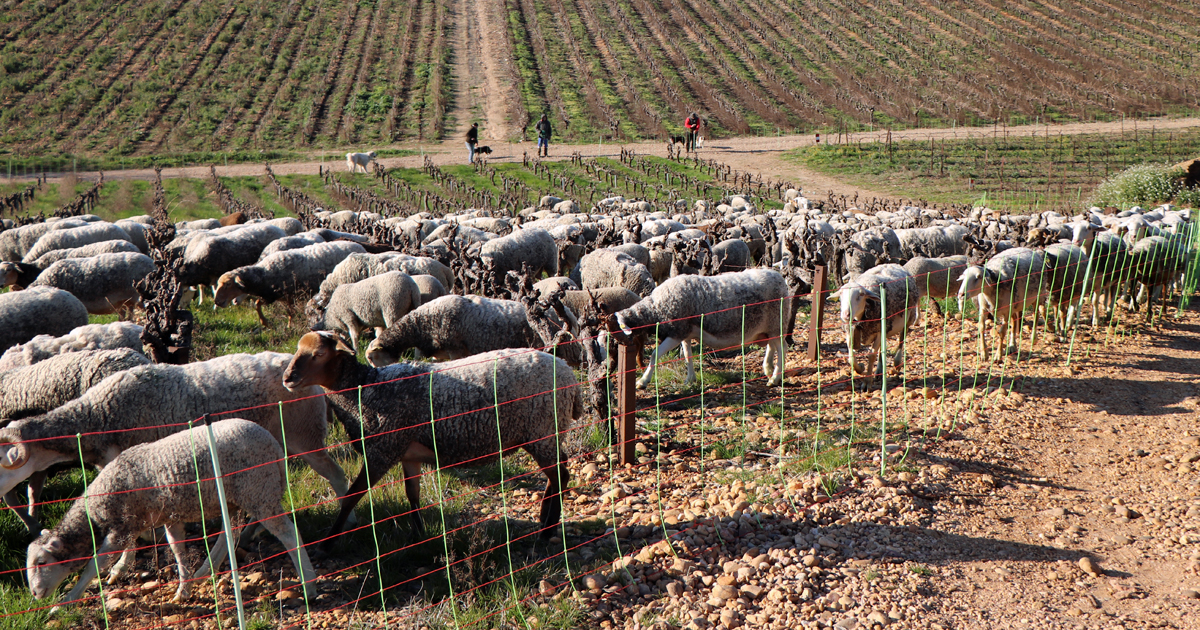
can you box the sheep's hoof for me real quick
[171,587,190,603]
[635,379,650,390]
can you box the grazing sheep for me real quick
[711,238,752,273]
[29,252,155,315]
[0,348,151,531]
[480,228,559,281]
[410,274,448,303]
[213,241,367,324]
[308,271,423,351]
[313,253,452,308]
[1070,232,1130,327]
[177,223,292,288]
[533,277,579,299]
[0,261,42,289]
[347,151,378,173]
[27,419,316,606]
[0,287,89,354]
[257,231,328,261]
[0,322,144,371]
[615,269,791,388]
[894,225,970,259]
[0,353,351,518]
[1126,235,1185,320]
[30,240,142,270]
[0,221,84,261]
[283,332,581,543]
[902,255,969,316]
[23,223,134,263]
[835,264,921,378]
[1043,243,1089,335]
[844,226,903,281]
[365,295,545,365]
[114,219,150,253]
[574,249,656,297]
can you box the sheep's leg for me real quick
[58,533,120,610]
[158,523,194,602]
[636,336,682,389]
[764,336,785,386]
[348,323,361,353]
[297,448,357,527]
[255,300,270,328]
[4,490,41,532]
[105,546,137,585]
[532,457,570,539]
[325,446,410,547]
[258,512,317,598]
[681,340,696,385]
[402,459,425,538]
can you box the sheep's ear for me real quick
[46,537,63,554]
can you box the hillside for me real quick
[1,0,1198,157]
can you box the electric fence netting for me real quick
[1,217,1197,630]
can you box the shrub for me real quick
[1089,163,1198,208]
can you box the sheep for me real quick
[27,419,316,607]
[257,231,328,261]
[30,239,143,270]
[711,238,752,273]
[28,253,156,315]
[1069,232,1130,327]
[213,241,367,325]
[0,322,144,371]
[23,223,134,263]
[114,219,151,253]
[894,225,970,259]
[902,255,969,316]
[957,248,1051,360]
[347,151,378,173]
[313,253,452,308]
[176,223,292,288]
[1043,243,1090,335]
[0,287,89,354]
[365,295,545,365]
[835,264,920,379]
[573,249,656,297]
[533,276,579,298]
[283,332,581,543]
[0,261,43,289]
[1125,235,1185,320]
[615,269,791,389]
[411,274,448,303]
[480,228,559,281]
[0,220,89,261]
[0,352,351,519]
[844,226,903,281]
[308,271,423,351]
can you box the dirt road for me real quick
[6,117,1199,202]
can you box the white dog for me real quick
[346,151,377,173]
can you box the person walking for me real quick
[535,114,552,157]
[466,122,479,164]
[684,112,701,152]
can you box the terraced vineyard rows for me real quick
[1,0,1196,156]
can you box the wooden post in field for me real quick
[616,342,641,465]
[808,265,828,362]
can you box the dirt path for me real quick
[445,0,515,144]
[10,117,1198,202]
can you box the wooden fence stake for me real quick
[617,342,641,465]
[808,265,828,362]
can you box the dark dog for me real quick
[669,135,685,146]
[476,145,493,155]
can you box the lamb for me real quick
[480,228,559,281]
[30,239,142,270]
[283,332,581,543]
[213,241,367,324]
[0,322,144,371]
[614,269,791,388]
[364,295,544,365]
[347,151,378,173]
[835,264,920,378]
[257,231,328,261]
[902,255,969,316]
[0,287,89,354]
[573,249,656,297]
[0,353,351,520]
[27,419,316,607]
[28,252,156,315]
[956,248,1051,360]
[308,271,423,351]
[313,253,452,308]
[23,223,134,263]
[176,223,292,288]
[411,274,448,303]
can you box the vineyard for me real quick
[1,0,1199,158]
[789,126,1200,214]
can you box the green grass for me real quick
[785,127,1200,214]
[0,150,418,177]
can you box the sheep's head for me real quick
[956,266,984,312]
[27,529,77,600]
[212,272,247,308]
[0,262,20,288]
[283,331,354,391]
[835,286,873,323]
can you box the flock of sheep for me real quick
[0,187,1193,615]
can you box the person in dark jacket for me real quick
[466,123,479,164]
[535,114,552,157]
[684,113,701,152]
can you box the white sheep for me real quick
[22,223,134,263]
[0,287,89,354]
[28,252,155,315]
[213,241,367,325]
[346,151,378,173]
[309,271,423,351]
[0,322,144,371]
[27,419,316,606]
[835,264,921,378]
